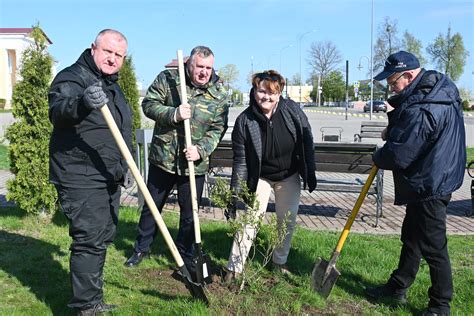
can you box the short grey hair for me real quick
[94,29,128,46]
[187,46,214,66]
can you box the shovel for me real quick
[100,104,209,305]
[176,50,212,285]
[311,165,379,298]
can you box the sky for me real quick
[1,0,473,93]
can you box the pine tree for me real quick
[118,55,141,147]
[5,25,56,215]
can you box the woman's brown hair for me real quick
[251,70,285,94]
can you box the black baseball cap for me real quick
[374,51,420,81]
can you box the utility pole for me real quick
[345,60,349,121]
[370,0,374,120]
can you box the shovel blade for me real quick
[178,265,209,305]
[195,249,213,285]
[311,257,341,298]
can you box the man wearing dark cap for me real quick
[365,51,466,316]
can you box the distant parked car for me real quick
[364,100,387,113]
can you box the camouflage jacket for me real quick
[142,68,229,175]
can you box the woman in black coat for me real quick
[224,70,316,280]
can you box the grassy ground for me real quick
[467,147,474,164]
[0,145,9,170]
[0,206,472,315]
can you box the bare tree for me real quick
[289,73,301,85]
[218,64,240,90]
[402,31,427,66]
[373,17,401,74]
[307,40,342,79]
[426,25,469,82]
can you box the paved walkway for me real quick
[3,169,472,235]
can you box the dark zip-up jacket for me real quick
[231,94,317,194]
[373,70,466,205]
[48,49,133,188]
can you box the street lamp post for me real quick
[279,44,293,75]
[298,29,316,103]
[369,0,374,120]
[251,55,254,74]
[358,56,370,72]
[358,56,370,101]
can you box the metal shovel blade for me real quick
[195,243,213,285]
[178,265,209,305]
[311,257,341,298]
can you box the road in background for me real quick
[227,106,474,147]
[0,106,472,146]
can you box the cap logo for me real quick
[395,62,407,68]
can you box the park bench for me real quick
[207,140,384,226]
[354,121,388,142]
[320,126,343,142]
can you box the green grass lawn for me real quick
[0,144,9,170]
[0,206,472,315]
[467,147,474,164]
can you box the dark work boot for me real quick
[421,309,450,316]
[365,284,407,305]
[77,301,118,315]
[124,251,149,267]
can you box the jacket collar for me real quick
[77,49,119,86]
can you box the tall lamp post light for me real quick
[358,55,370,100]
[251,55,254,74]
[279,44,293,75]
[369,0,375,120]
[298,29,316,103]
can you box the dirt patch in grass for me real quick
[124,263,365,315]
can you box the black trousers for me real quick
[134,164,205,265]
[56,185,120,310]
[387,195,452,313]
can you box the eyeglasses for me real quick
[256,72,280,81]
[387,72,405,87]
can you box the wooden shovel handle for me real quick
[100,104,185,266]
[177,50,202,244]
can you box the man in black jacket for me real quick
[365,51,466,316]
[49,29,133,315]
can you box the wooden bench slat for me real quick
[316,163,372,174]
[360,121,388,127]
[359,132,383,138]
[361,126,385,132]
[316,183,376,193]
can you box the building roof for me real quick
[165,56,189,68]
[0,28,53,44]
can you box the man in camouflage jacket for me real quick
[125,46,229,273]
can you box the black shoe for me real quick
[365,284,407,305]
[421,309,450,316]
[77,301,118,315]
[124,251,149,267]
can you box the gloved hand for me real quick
[224,198,237,221]
[122,169,135,189]
[83,81,108,110]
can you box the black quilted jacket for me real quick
[230,94,317,194]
